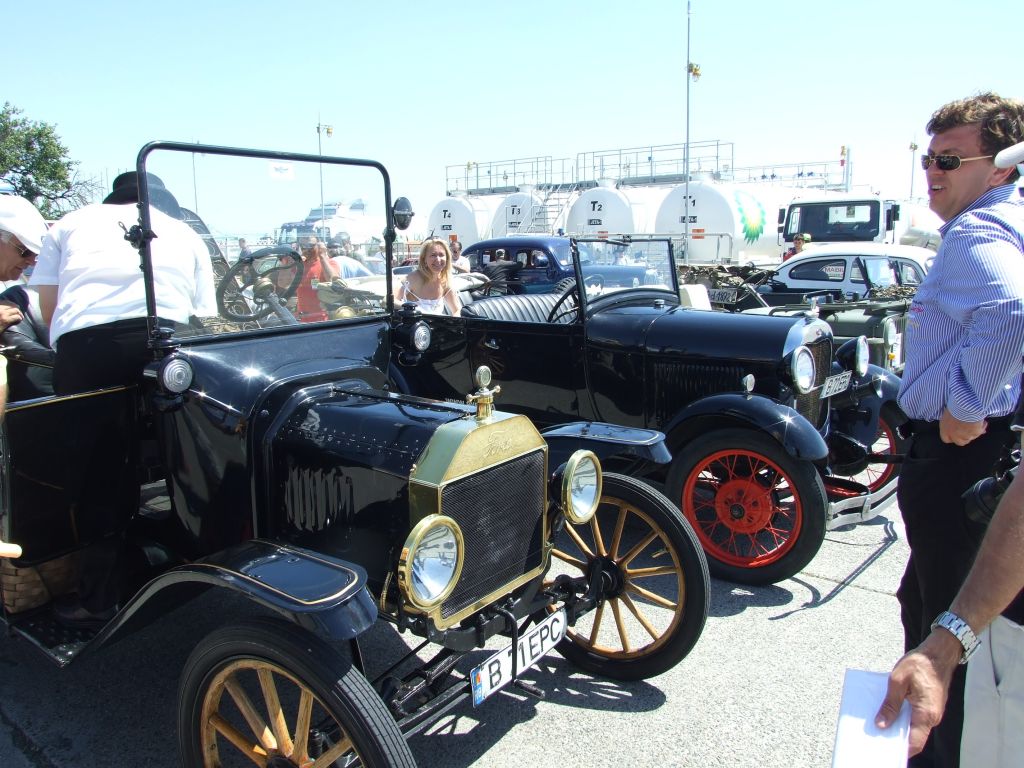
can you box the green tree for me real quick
[0,102,98,218]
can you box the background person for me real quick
[394,238,461,315]
[892,92,1024,768]
[293,240,341,322]
[782,233,810,261]
[451,240,470,273]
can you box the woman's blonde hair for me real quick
[416,238,453,287]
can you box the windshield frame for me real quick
[134,141,397,348]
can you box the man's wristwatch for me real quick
[931,611,980,664]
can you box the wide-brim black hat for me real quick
[103,171,182,219]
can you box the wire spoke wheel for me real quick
[549,473,708,680]
[668,429,828,584]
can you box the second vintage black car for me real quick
[393,235,900,585]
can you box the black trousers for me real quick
[53,318,155,395]
[53,318,156,610]
[896,417,1015,768]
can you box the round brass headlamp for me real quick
[397,515,464,610]
[561,450,603,525]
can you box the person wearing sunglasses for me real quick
[0,195,47,326]
[782,232,811,261]
[880,92,1024,768]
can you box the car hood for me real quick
[586,302,827,362]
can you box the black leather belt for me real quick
[898,415,1013,441]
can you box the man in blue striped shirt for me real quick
[894,92,1024,768]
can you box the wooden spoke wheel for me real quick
[178,618,415,768]
[549,473,709,680]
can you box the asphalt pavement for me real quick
[0,499,909,768]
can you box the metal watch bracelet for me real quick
[931,610,980,664]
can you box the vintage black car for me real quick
[0,145,710,767]
[392,235,901,586]
[461,235,662,294]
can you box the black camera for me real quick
[963,447,1020,526]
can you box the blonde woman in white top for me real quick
[394,238,462,315]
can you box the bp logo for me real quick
[734,191,767,244]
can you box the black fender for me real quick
[540,421,672,473]
[79,540,376,658]
[663,393,829,462]
[828,364,901,462]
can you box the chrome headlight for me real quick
[790,346,815,394]
[561,450,602,524]
[882,317,898,346]
[398,515,464,610]
[854,335,870,377]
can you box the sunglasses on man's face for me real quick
[920,153,993,172]
[9,241,34,260]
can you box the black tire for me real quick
[550,473,710,680]
[666,428,828,585]
[830,403,907,508]
[178,617,416,768]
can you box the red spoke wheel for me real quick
[547,473,709,681]
[667,429,828,585]
[830,403,907,507]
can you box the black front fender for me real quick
[665,393,829,462]
[81,540,377,657]
[829,364,901,451]
[541,422,671,470]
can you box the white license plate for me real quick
[708,287,739,304]
[470,608,566,706]
[820,370,852,398]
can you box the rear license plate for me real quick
[470,609,566,706]
[820,371,852,398]
[708,287,738,304]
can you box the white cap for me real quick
[0,196,47,253]
[994,141,1024,169]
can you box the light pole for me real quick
[909,141,919,200]
[316,118,334,238]
[684,1,700,264]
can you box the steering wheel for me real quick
[216,246,304,322]
[546,282,580,324]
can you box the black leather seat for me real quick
[460,292,571,324]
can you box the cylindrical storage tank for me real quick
[565,182,635,235]
[656,182,795,264]
[490,190,544,237]
[622,186,674,234]
[425,193,502,248]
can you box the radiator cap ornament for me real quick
[467,366,501,420]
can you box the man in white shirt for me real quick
[30,172,216,394]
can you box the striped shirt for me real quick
[898,184,1024,423]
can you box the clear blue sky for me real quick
[6,0,1021,237]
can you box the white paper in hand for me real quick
[832,668,910,768]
